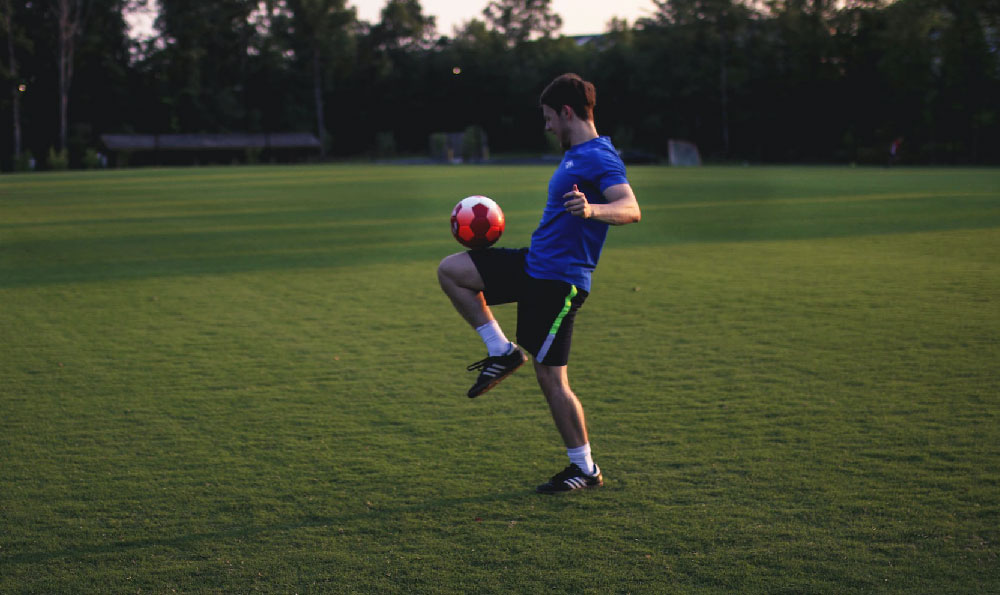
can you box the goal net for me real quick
[668,139,702,166]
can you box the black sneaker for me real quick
[536,463,603,494]
[466,345,528,398]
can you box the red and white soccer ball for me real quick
[450,195,505,249]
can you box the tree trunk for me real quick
[56,0,84,153]
[313,50,326,157]
[3,0,20,158]
[719,30,730,157]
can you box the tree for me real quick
[649,0,756,158]
[369,0,437,51]
[152,0,258,132]
[54,0,87,152]
[2,0,997,169]
[285,0,355,156]
[70,0,132,156]
[482,0,562,47]
[1,0,24,160]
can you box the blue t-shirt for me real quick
[524,136,629,292]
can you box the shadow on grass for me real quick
[2,488,547,566]
[2,194,998,289]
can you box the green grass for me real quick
[2,164,998,593]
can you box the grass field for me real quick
[2,164,998,593]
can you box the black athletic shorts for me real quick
[468,247,588,367]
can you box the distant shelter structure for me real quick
[100,133,322,166]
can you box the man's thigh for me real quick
[516,277,588,366]
[439,251,485,291]
[468,247,530,305]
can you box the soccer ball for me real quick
[450,195,504,249]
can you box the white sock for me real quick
[567,443,596,476]
[476,320,513,357]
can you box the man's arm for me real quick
[563,183,641,225]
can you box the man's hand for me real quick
[563,184,592,219]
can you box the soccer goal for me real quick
[668,139,702,166]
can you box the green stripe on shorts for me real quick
[548,285,578,335]
[536,284,578,364]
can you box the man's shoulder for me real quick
[569,136,617,161]
[570,137,626,181]
[571,135,616,153]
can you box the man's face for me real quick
[542,105,570,150]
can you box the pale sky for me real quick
[351,0,658,36]
[127,1,660,42]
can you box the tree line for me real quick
[2,0,998,170]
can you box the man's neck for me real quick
[567,121,599,148]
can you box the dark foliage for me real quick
[1,0,998,169]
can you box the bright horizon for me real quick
[127,1,659,41]
[352,0,658,36]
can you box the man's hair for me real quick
[539,73,596,121]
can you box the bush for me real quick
[374,132,396,158]
[429,133,448,161]
[48,148,69,170]
[15,150,35,172]
[462,125,488,163]
[82,148,103,169]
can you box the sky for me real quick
[126,1,660,42]
[353,0,658,36]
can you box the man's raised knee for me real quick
[438,252,482,292]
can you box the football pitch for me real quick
[2,164,998,593]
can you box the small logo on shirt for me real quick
[564,160,574,169]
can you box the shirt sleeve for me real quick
[596,150,629,192]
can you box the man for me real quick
[437,73,641,493]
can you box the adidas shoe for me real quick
[466,345,528,398]
[536,463,603,494]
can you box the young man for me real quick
[437,73,640,493]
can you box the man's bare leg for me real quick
[438,252,525,397]
[533,361,588,448]
[437,252,492,329]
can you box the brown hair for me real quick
[539,73,596,121]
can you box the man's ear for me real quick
[561,105,575,120]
